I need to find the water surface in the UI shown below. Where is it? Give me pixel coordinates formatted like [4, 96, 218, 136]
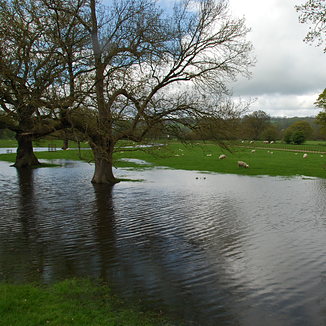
[0, 160, 326, 325]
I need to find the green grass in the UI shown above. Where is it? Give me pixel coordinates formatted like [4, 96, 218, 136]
[0, 279, 173, 326]
[233, 139, 326, 153]
[0, 139, 18, 147]
[0, 149, 93, 167]
[113, 142, 326, 179]
[0, 139, 89, 148]
[1, 141, 326, 179]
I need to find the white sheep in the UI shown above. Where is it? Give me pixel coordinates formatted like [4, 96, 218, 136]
[238, 161, 249, 168]
[219, 154, 227, 159]
[303, 153, 308, 158]
[251, 149, 256, 153]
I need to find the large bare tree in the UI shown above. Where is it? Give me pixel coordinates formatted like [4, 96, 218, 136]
[50, 0, 254, 184]
[0, 0, 88, 167]
[1, 0, 253, 180]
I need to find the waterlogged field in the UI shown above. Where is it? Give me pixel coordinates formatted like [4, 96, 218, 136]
[0, 140, 326, 178]
[113, 141, 326, 179]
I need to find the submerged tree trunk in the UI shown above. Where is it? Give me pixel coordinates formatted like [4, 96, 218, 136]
[62, 138, 69, 150]
[91, 144, 119, 185]
[14, 133, 40, 168]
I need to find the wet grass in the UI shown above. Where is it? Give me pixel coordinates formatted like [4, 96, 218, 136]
[0, 279, 172, 326]
[0, 149, 93, 166]
[1, 141, 326, 178]
[114, 141, 326, 179]
[0, 139, 90, 148]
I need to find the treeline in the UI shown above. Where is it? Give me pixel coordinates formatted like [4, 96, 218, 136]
[1, 111, 323, 145]
[184, 111, 325, 144]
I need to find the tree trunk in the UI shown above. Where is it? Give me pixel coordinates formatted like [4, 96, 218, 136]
[62, 138, 69, 150]
[14, 133, 41, 168]
[91, 146, 119, 184]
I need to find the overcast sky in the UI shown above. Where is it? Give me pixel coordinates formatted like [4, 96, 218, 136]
[227, 0, 325, 117]
[103, 0, 325, 117]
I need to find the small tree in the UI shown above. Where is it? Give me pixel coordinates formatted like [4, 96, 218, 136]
[261, 125, 279, 142]
[290, 121, 313, 140]
[292, 130, 305, 145]
[283, 120, 312, 144]
[315, 89, 326, 136]
[241, 110, 271, 140]
[283, 129, 293, 144]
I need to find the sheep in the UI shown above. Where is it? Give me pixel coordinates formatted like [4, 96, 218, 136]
[219, 154, 227, 159]
[207, 154, 212, 157]
[251, 149, 256, 153]
[303, 153, 308, 158]
[263, 140, 269, 144]
[238, 161, 249, 168]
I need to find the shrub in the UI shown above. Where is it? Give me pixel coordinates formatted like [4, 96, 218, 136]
[292, 130, 305, 144]
[283, 129, 293, 144]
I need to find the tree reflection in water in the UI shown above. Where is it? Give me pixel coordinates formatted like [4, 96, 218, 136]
[0, 162, 326, 325]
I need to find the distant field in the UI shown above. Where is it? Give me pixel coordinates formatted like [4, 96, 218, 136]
[1, 140, 326, 179]
[232, 140, 326, 153]
[0, 139, 89, 148]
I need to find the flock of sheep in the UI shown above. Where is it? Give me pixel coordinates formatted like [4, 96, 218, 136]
[217, 150, 313, 169]
[219, 154, 250, 168]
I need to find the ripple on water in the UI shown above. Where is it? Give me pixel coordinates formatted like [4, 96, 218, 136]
[0, 162, 326, 325]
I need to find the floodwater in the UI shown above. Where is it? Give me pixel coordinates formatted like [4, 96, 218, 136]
[0, 159, 326, 326]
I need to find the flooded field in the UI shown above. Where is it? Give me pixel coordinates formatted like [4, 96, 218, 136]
[0, 160, 326, 325]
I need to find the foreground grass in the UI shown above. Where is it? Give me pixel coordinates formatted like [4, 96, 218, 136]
[0, 279, 172, 326]
[1, 141, 326, 179]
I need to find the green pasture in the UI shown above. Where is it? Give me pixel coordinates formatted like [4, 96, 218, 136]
[113, 142, 326, 179]
[1, 141, 326, 179]
[0, 279, 172, 326]
[233, 139, 326, 153]
[0, 139, 89, 148]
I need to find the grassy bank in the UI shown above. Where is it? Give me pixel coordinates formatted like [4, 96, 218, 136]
[1, 141, 326, 179]
[0, 279, 172, 326]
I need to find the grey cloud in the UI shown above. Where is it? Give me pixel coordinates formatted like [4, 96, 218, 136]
[228, 0, 325, 116]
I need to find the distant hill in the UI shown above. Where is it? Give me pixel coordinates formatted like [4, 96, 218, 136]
[270, 116, 317, 130]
